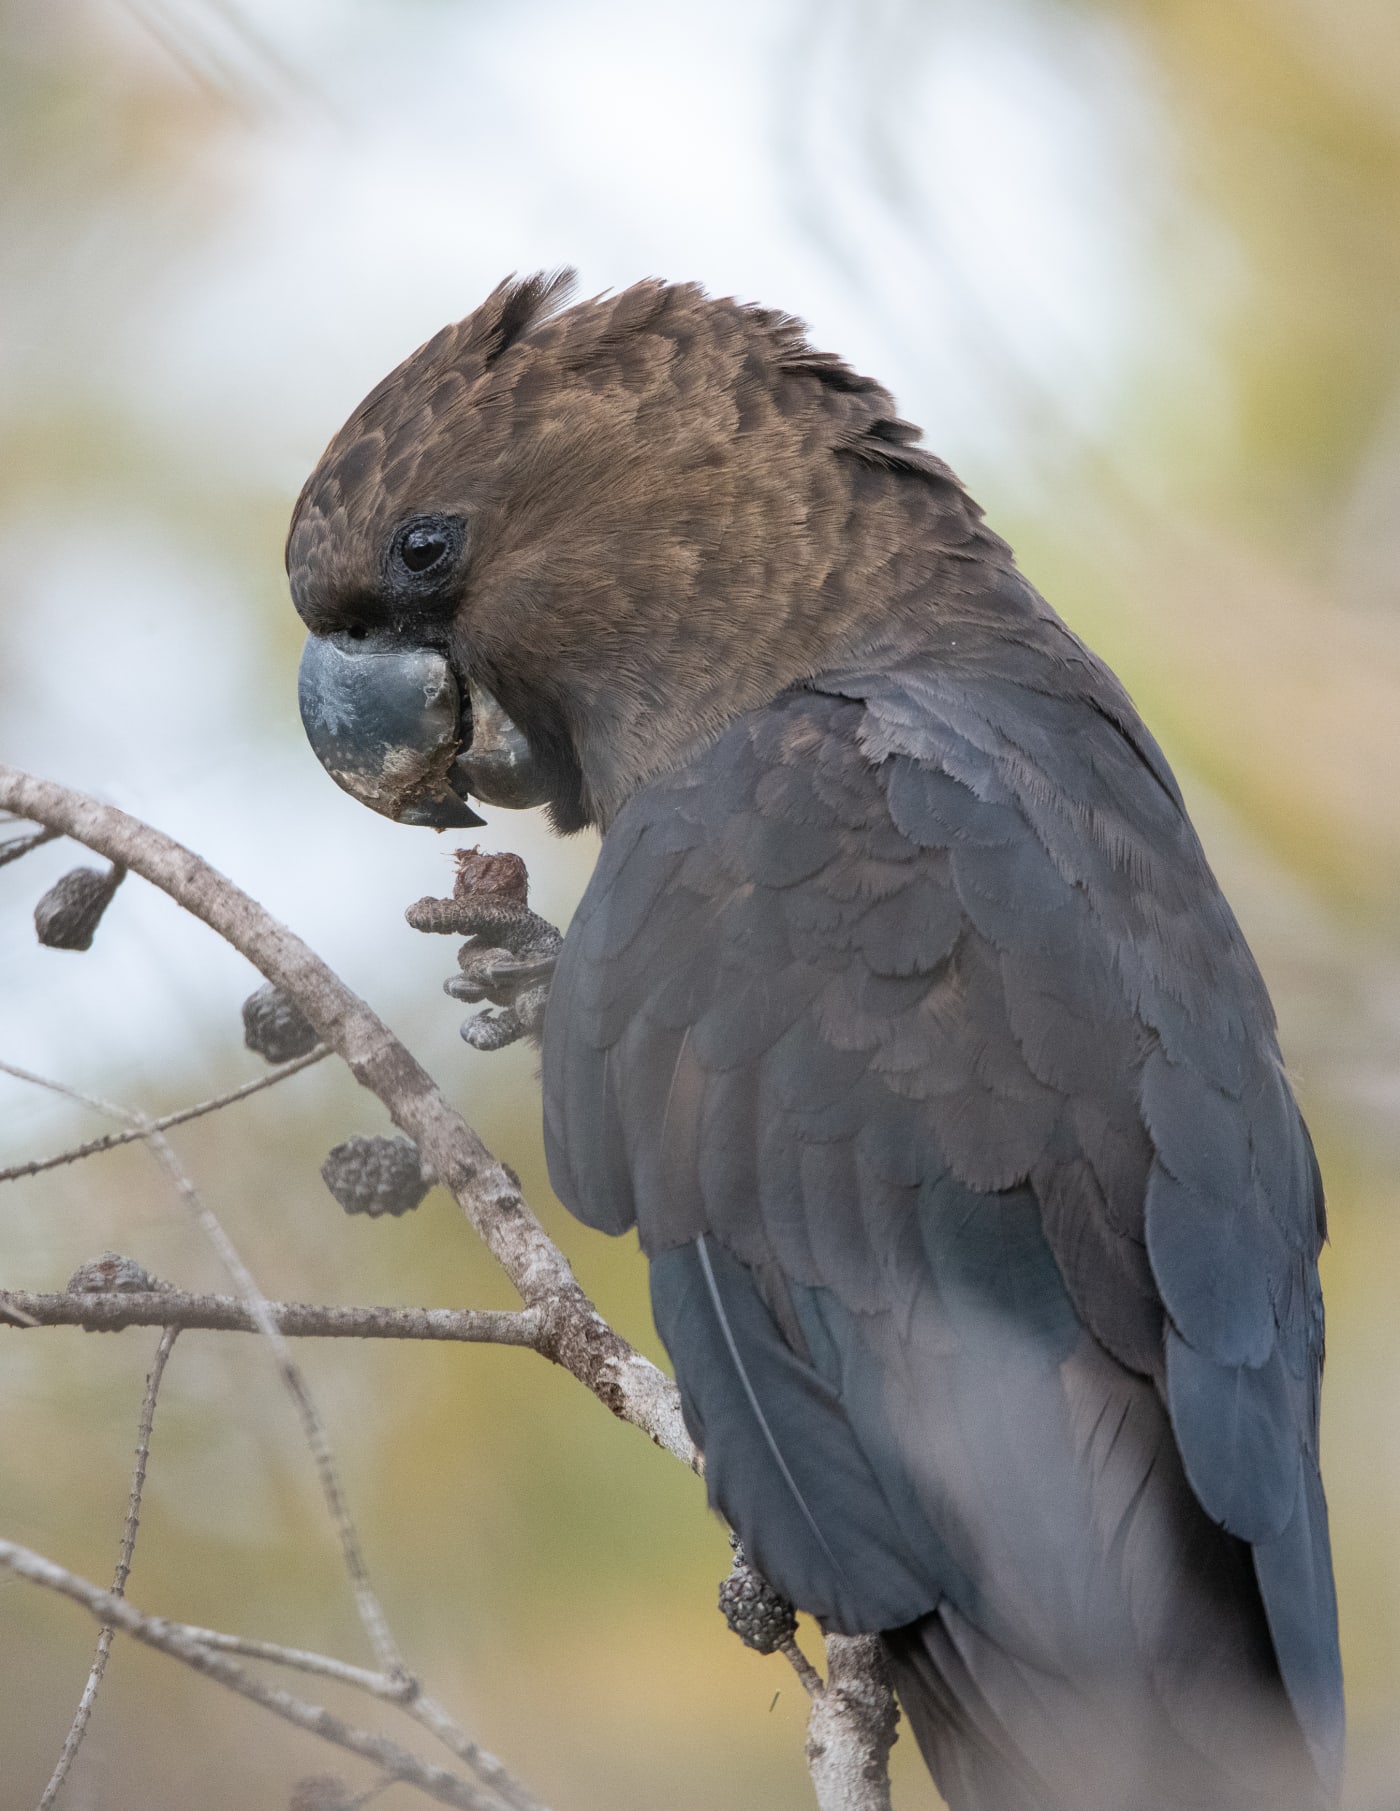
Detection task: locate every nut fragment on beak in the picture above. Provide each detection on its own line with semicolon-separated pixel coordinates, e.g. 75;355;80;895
452;676;553;810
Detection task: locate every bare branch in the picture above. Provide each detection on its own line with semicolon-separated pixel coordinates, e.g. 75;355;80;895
406;1694;546;1811
1;1050;410;1683
0;766;696;1473
39;1324;179;1807
0;1540;520;1811
140;1122;408;1680
176;1623;405;1694
1;772;702;1806
806;1637;899;1811
0;1048;329;1184
158;1628;544;1811
0;820;61;868
111;1324;178;1600
1;1289;541;1345
0;1057;130;1119
779;1636;825;1698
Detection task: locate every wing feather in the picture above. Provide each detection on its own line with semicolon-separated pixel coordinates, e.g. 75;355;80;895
541;672;1341;1798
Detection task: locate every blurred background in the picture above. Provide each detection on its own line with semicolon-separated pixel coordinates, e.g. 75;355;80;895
2;0;1398;1805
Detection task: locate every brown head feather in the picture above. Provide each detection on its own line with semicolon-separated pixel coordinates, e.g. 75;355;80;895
288;273;1014;829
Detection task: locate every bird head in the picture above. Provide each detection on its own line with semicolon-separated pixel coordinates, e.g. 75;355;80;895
288;271;983;831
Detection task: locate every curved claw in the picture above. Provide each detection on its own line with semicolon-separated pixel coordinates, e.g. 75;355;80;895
460;1007;527;1051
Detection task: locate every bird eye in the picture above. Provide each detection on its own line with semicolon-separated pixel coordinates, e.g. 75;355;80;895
401;525;449;573
388;514;465;592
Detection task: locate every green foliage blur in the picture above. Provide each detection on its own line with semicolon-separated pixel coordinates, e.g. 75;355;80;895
3;2;1398;1807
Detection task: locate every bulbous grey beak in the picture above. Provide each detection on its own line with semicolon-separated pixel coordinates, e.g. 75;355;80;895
298;633;550;827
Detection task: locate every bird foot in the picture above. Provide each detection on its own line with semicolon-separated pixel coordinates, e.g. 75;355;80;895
405;848;561;1049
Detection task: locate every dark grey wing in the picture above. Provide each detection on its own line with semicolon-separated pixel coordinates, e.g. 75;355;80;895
843;660;1342;1788
542;677;1340;1804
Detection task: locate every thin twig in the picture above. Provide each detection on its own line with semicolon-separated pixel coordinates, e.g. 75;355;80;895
0;1541;519;1811
345;1779;395;1810
39;1325;179;1808
1;1056;409;1682
779;1635;825;1698
0;1290;541;1345
165;1629;545;1811
173;1624;407;1695
0;1058;130;1120
403;1695;545;1811
142;1122;408;1682
0;821;61;868
0;1047;330;1184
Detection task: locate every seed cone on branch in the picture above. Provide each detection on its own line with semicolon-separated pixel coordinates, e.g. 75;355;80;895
321;1135;429;1219
66;1252;170;1295
243;982;320;1064
33;863;125;950
719;1544;798;1655
289;1776;356;1811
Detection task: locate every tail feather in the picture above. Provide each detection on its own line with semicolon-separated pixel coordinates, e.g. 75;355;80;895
884;1599;1327;1811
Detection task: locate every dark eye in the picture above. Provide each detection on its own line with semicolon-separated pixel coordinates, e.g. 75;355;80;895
401;524;450;572
388;514;465;591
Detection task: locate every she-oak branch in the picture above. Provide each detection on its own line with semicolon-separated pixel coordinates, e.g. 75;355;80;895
0;762;695;1471
0;1290;541;1345
0;764;901;1811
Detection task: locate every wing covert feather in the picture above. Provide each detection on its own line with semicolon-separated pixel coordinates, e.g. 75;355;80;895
541;673;1340;1791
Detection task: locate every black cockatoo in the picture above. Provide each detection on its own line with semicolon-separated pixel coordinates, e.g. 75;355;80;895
288;273;1342;1810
